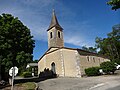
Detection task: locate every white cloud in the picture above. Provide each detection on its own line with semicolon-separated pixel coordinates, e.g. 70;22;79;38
0;0;96;48
0;0;52;41
31;26;47;41
64;35;84;46
64;34;95;47
29;18;96;47
63;20;96;47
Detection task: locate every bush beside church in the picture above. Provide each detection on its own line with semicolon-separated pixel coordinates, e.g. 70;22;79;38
85;61;117;76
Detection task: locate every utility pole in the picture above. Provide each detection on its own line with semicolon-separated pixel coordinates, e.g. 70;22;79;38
11;67;15;90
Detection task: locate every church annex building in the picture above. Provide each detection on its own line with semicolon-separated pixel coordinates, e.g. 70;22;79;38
38;10;110;77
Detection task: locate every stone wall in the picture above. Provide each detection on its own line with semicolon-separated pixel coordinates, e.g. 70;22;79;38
47;27;64;48
38;48;110;77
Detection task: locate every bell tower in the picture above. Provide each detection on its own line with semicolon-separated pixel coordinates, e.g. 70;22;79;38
47;10;64;48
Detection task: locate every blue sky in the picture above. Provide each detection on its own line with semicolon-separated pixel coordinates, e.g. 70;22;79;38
0;0;119;60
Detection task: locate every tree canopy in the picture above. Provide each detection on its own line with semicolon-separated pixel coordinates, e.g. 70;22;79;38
82;46;97;53
0;14;35;73
95;24;120;64
100;61;116;74
107;0;120;10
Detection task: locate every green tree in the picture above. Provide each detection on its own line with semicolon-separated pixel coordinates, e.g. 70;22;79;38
107;0;120;10
95;24;120;64
100;61;116;74
32;60;38;63
0;14;35;73
82;46;97;53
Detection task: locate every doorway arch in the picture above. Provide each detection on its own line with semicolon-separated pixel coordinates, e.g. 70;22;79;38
51;62;56;74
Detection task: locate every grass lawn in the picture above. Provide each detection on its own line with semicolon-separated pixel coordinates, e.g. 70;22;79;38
3;82;36;90
21;82;36;90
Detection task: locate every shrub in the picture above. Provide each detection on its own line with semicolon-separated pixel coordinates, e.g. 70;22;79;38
100;61;116;74
85;67;100;76
39;68;57;78
21;71;32;78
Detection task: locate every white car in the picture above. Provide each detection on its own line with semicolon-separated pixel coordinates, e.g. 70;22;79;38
99;69;105;74
116;65;120;70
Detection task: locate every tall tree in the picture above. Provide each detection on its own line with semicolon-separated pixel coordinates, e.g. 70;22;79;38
107;0;120;10
82;46;97;53
95;24;120;64
0;14;35;73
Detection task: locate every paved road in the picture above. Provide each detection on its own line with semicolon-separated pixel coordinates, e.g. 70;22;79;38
37;75;120;90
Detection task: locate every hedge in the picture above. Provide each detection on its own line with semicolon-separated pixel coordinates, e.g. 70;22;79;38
21;71;32;78
85;67;100;76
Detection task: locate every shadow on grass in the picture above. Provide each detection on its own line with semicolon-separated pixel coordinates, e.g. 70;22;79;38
14;68;57;84
0;84;11;89
0;69;57;89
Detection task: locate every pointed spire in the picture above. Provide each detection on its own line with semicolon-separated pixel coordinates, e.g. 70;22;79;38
47;9;63;31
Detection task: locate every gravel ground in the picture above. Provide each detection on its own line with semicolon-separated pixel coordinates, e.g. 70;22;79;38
37;75;120;90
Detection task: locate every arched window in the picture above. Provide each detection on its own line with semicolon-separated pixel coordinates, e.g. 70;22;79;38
99;58;100;63
87;56;89;61
93;57;95;62
50;32;52;38
51;62;56;74
58;31;60;38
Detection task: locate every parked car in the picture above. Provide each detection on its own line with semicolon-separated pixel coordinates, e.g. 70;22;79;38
115;63;120;70
116;65;120;70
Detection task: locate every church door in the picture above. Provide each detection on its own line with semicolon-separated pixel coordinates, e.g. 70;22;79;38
51;62;56;74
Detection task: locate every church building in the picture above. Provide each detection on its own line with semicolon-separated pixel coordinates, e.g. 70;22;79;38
38;10;110;77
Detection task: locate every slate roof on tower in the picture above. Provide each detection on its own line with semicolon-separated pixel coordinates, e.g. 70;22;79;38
47;10;63;31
